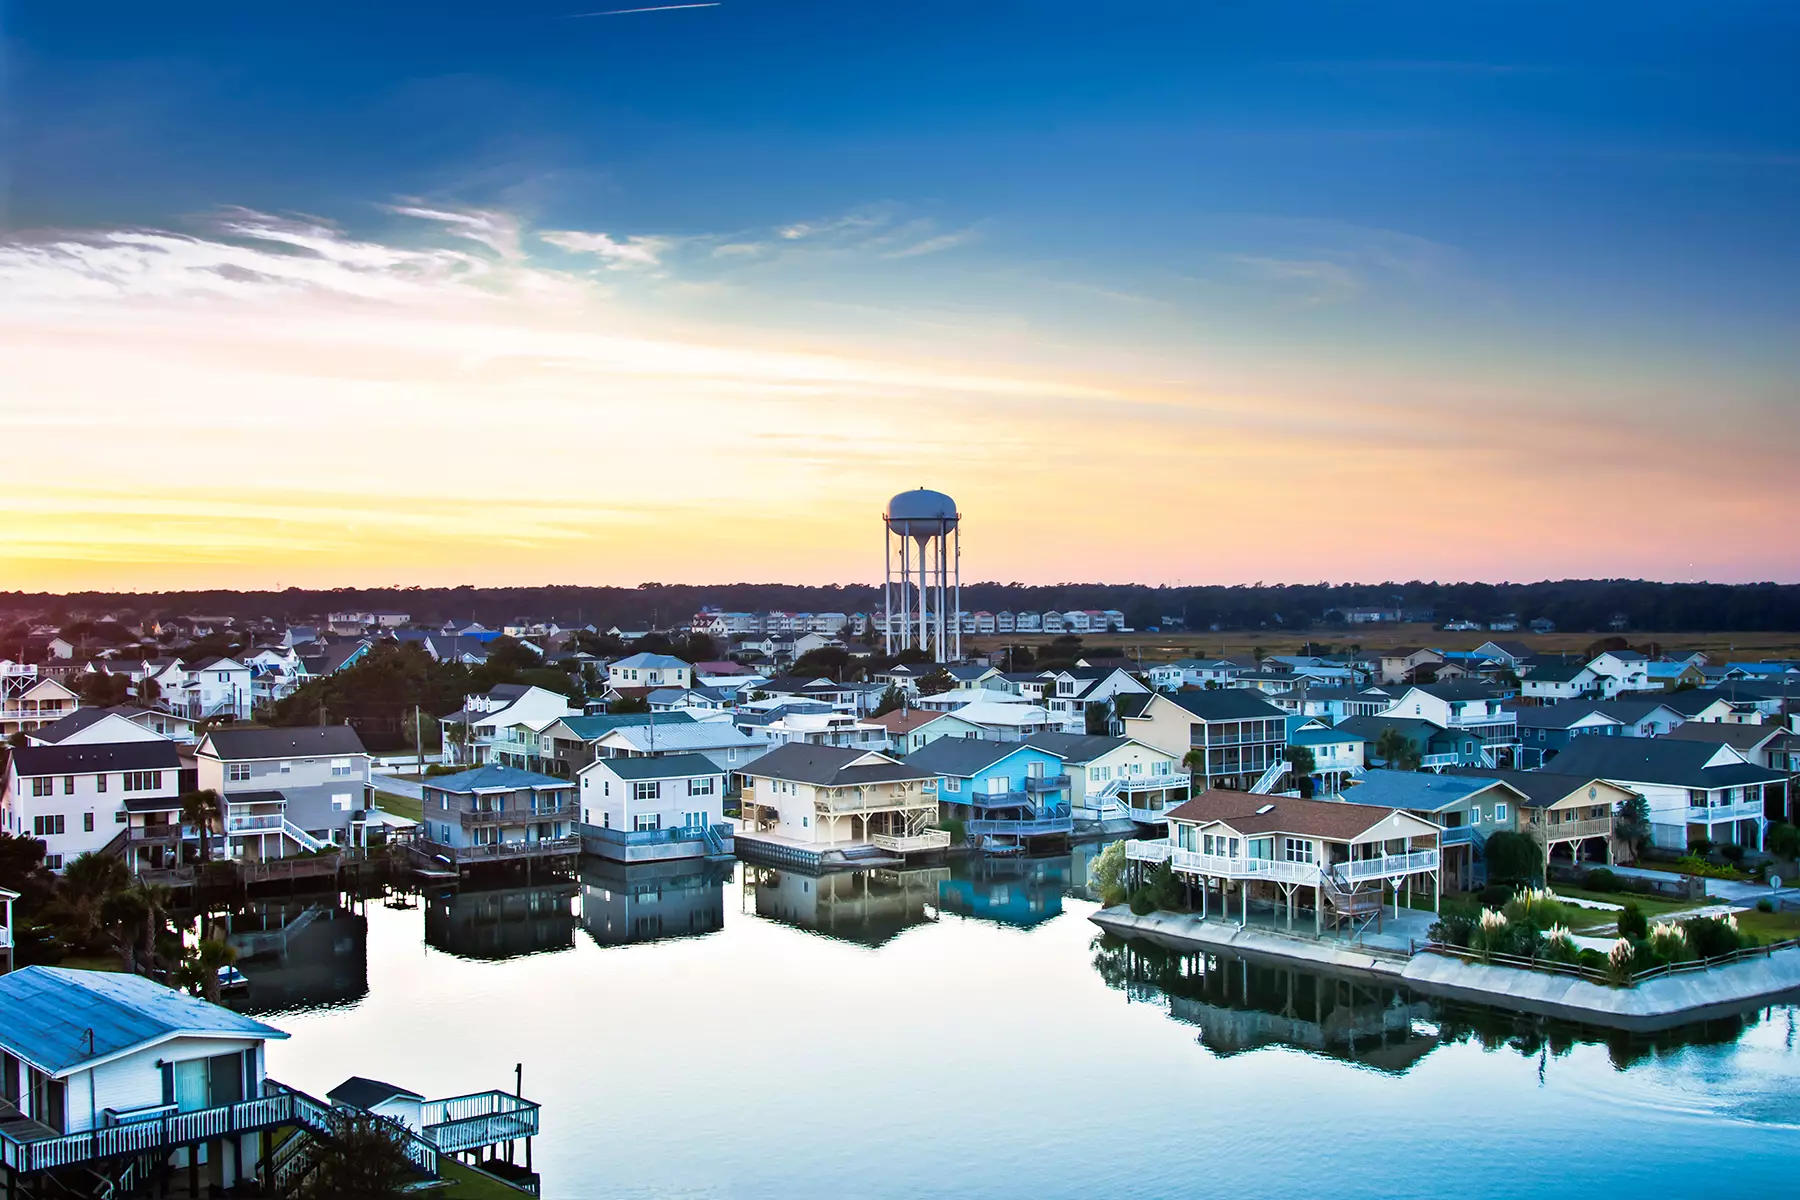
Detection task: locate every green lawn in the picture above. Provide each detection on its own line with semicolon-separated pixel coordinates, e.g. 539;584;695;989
1735;908;1800;943
439;1158;535;1198
1554;887;1692;921
373;790;422;822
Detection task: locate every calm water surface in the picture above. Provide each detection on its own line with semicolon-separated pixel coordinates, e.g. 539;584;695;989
222;851;1800;1199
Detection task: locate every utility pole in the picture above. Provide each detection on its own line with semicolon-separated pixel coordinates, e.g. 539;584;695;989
416;704;424;779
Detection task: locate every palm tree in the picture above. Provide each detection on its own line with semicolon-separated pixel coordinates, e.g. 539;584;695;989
56;852;130;950
179;789;224;863
176;937;239;1003
1373;726;1410;769
1181;748;1208;791
101;887;150;974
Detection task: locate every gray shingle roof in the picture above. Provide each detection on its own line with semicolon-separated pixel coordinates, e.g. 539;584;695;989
202;726;367;760
422;765;570;793
741;743;930;786
1542;738;1784;789
10;741;181;776
590;753;723;781
1022;732;1130;763
0;966;285;1077
327;1076;424;1110
1152;691;1288;722
1336;771;1518;812
902;739;1030;778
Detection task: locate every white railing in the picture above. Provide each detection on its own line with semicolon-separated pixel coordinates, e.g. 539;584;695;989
1124;838;1172;862
967;816;1073;837
282;820;329;853
1418;753;1460;769
1249;760;1288;794
1171;850;1322;885
1116;773;1182;793
1335;850;1439;882
224;813;284;834
1534;817;1613;842
870;829;952;854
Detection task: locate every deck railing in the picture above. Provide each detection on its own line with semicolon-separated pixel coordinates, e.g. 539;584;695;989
967;816;1074;838
418;835;580;864
1023;775;1072;792
1533;817;1613;842
0;1080;314;1175
870;829;952;854
1124;840;1438;885
420;1090;541;1154
1335;850;1439;882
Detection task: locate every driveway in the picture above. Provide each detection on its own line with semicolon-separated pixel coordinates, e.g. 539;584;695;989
372;772;423;801
1606;863;1797;905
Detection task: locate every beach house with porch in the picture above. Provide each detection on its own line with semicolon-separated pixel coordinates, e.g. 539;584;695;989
903;739;1072;853
195;726;372;860
737;744;947;866
577;754;731;862
419;764;578;867
1118;691;1291;792
1021;732;1186;822
1333;771;1527;891
1445;768;1633;872
1536;737;1781;852
1372;684;1519;768
1125;792;1442;936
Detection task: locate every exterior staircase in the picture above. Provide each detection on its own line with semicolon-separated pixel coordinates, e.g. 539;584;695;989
1249;759;1289;795
281;820;329;854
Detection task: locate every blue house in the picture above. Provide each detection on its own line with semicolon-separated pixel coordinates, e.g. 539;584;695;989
419;764;577;865
903;740;1072;853
1337;715;1489;771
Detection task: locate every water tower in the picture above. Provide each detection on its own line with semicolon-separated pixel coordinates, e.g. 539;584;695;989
883;488;962;663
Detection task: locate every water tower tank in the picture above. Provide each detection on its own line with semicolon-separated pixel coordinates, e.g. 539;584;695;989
884;488;959;538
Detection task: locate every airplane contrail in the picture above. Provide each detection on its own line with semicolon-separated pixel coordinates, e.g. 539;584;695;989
560;2;722;15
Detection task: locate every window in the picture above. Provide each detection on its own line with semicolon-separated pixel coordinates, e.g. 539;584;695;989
329;759;352;777
1470;808;1482;825
279;761;292;774
331;794;352;812
227;763;252;782
1249;836;1275;860
33;815;66;836
83;812;94;832
124;771;163;792
31;778;52;797
64;776;75;795
1283;837;1314;864
1495;803;1508;823
96;774;107;793
943;777;961;793
115;810;127;824
44;855;62;871
634;813;662;831
634;781;662;802
690;777;715;797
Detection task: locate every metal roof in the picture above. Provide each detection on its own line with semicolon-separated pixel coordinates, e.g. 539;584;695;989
0;966;286;1079
902;739;1041;778
422;765;571;793
587;753;722;781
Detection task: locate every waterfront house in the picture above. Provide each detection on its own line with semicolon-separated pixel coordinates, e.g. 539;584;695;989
196;726;372;858
0;966;288;1193
1125;792;1442;933
737;744;947;861
420;764;576;864
1;741;181;872
1022;732;1186;822
1336;715;1490;771
1539;737;1782;851
580;752;730;863
866;708;986;755
903;739;1072;852
539;711;697;776
1118;691;1290;792
1335;770;1526;890
1285;723;1367;793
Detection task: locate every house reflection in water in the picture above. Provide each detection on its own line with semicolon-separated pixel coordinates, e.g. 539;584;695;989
741;864;948;947
223;896;368;1012
1091;935;1439;1073
425;881;581;960
580;859;730;946
936;855;1070;929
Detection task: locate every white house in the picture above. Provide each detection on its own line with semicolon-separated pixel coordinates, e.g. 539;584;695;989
1520;661;1601;703
1586;650;1654;697
591;721;766;775
0;666;80;739
2;741;181;871
138;657;255;722
1376;683;1519;768
579;752;726;838
0;967;287;1190
608;653;694;690
737;744;946;857
1545;737;1781;851
26;707;169;748
1023;732;1185;821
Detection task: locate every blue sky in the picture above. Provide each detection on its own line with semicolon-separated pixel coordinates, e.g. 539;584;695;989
2;0;1797;587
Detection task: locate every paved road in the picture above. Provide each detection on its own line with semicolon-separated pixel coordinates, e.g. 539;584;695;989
372;772;423;800
1607;863;1797;905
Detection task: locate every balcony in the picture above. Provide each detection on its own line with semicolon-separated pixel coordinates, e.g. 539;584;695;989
814;787;930;814
967;816;1074;838
965;790;1031;809
419;1091;541;1155
416;835;581;866
1125;838;1172;863
870;829;952;854
224;813;285;835
1334;850;1439;883
1117;773;1183;793
1688;799;1765;823
1023;774;1071;793
458;806;569;828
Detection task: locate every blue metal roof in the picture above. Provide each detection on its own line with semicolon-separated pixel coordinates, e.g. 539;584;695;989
0;966;286;1077
423;764;571;793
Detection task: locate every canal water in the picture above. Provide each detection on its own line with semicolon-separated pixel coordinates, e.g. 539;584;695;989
221;851;1800;1199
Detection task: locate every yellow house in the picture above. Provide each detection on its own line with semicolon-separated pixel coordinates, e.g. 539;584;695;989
739;744;949;858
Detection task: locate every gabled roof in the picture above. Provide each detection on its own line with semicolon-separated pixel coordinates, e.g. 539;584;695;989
1524;662;1594;684
1409;681;1508;702
1166;792;1430;842
1542;738;1785;789
1336;771;1520;812
550;711;696;742
1288;724;1366;746
596;723;761;753
9;740;181;776
201;725;367;760
587;753;722;781
1443;767;1628;809
741;743;930;787
422;764;570;793
1146;691;1288;722
866;708;966;734
1654;689;1741;718
1337;715;1448;745
1022;732;1133;763
1509;702;1623;731
612;652;691;670
1662;723;1788;752
902;738;1045;778
327;1076;424;1110
0;966;286;1079
27;708;117;743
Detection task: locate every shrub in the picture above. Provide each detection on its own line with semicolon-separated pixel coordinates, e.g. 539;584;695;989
1128;888;1156;916
1429;914;1475;948
1503;887;1581;933
1145;860;1185;912
1767;822;1800;862
1088;841;1128;907
1605;938;1637;986
937;817;967;846
1719;842;1747;865
1688;837;1713;857
1470;909;1510;962
1647;921;1695;964
423;763;463;778
1478;883;1516;908
1682;914;1749;959
1582;867;1619;892
1756;898;1776;914
1576;947;1608;974
1541;924;1581;965
1485;831;1545;886
1617;901;1649;941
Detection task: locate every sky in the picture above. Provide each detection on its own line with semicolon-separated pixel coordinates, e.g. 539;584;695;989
2;0;1797;591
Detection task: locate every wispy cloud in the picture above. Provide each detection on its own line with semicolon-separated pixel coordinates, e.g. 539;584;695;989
539;229;674;268
385;204;523;260
559;3;720;17
881;230;978;259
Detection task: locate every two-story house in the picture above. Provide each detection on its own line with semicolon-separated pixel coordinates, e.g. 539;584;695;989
1117;691;1290;792
1519;661;1602;705
1586;650;1654;697
590;720;765;776
538;711;697;777
1542;737;1782;852
0;664;79;739
578;753;731;862
1374;684;1519;768
1022;732;1185;822
448;685;579;770
195;726;372;859
737;744;947;862
144;657;255;722
904;739;1072;852
419;764;576;864
865;709;986;755
1286;722;1367;794
1;741;182;871
1377;648;1444;685
606;653;694;691
1336;770;1527;890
